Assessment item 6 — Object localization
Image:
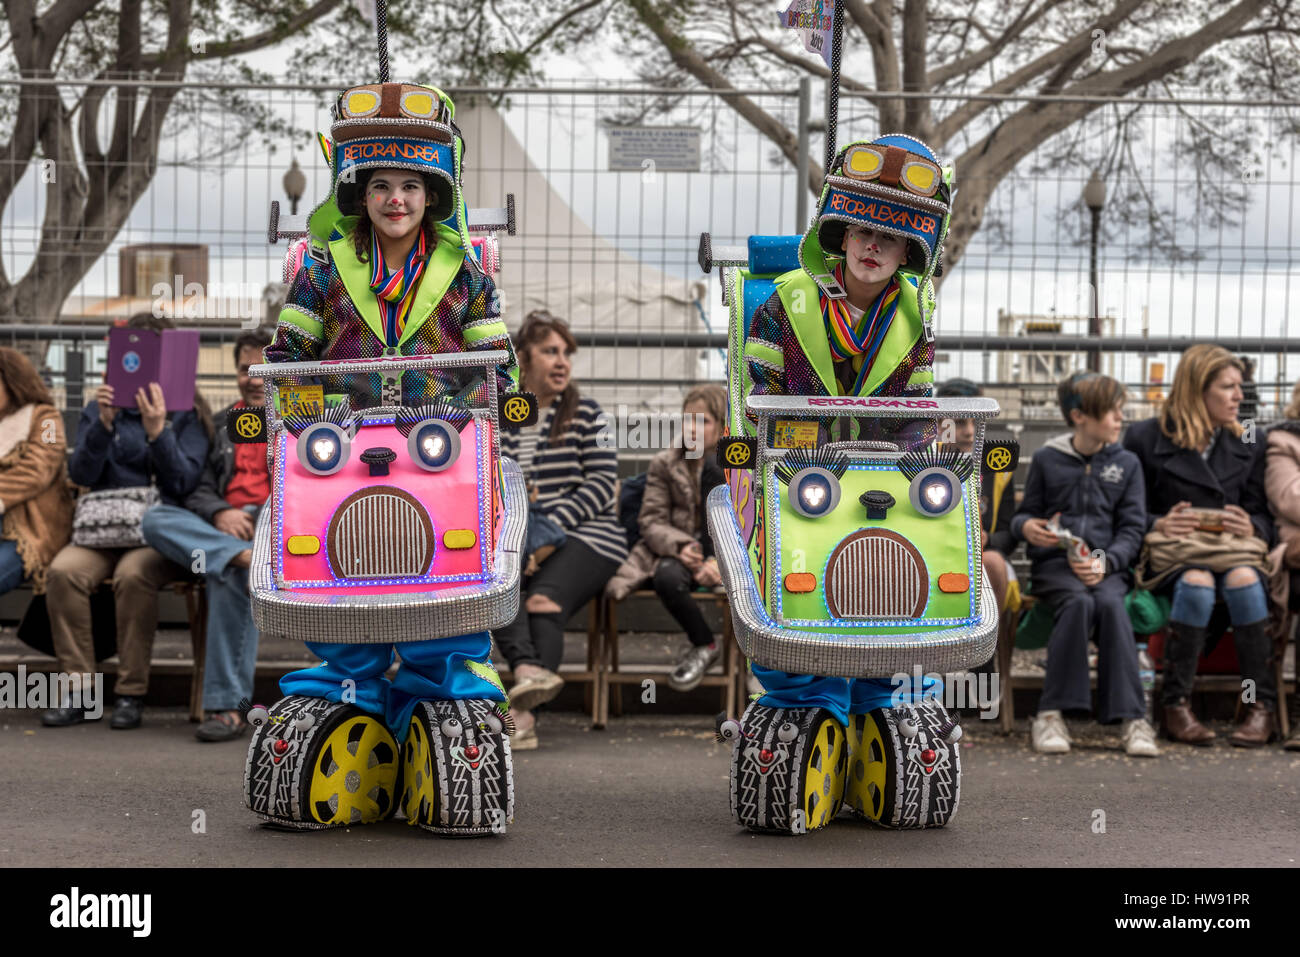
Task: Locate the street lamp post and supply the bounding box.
[1084,169,1106,373]
[283,157,307,216]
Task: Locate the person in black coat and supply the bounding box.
[1122,344,1276,748]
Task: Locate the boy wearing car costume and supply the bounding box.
[735,134,958,828]
[249,81,520,836]
[745,134,951,721]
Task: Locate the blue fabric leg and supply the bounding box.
[387,632,504,742]
[1169,580,1216,628]
[854,673,943,713]
[751,664,851,726]
[279,642,393,718]
[0,540,25,595]
[1221,578,1268,626]
[201,564,259,711]
[141,504,249,577]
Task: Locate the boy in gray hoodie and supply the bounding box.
[1012,372,1157,756]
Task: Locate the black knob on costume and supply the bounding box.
[360,447,397,476]
[860,489,895,520]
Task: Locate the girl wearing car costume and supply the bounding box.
[264,82,518,748]
[743,134,954,726]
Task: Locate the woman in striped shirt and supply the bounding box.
[497,312,628,748]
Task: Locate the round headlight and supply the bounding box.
[407,419,462,472]
[909,467,962,517]
[788,467,841,518]
[295,422,350,476]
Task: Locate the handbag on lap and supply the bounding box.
[70,485,160,549]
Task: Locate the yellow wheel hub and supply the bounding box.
[402,715,437,826]
[800,717,847,830]
[307,715,398,825]
[846,712,889,821]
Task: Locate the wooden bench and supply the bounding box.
[495,598,603,726]
[4,577,209,722]
[1000,593,1294,737]
[598,589,744,728]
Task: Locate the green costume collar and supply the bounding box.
[775,268,924,397]
[329,216,469,347]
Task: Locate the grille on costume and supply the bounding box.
[824,529,927,619]
[327,487,435,579]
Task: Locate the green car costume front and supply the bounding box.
[742,133,955,727]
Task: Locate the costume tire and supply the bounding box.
[245,695,401,830]
[845,699,960,829]
[729,702,848,834]
[402,699,514,837]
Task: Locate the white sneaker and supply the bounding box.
[1031,710,1071,753]
[1122,718,1161,757]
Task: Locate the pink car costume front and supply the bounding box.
[241,79,529,836]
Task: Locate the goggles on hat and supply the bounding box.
[337,84,453,124]
[841,143,943,198]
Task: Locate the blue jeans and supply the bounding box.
[0,540,25,595]
[1169,567,1269,627]
[141,504,259,712]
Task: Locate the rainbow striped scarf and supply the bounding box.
[821,263,900,395]
[368,227,428,345]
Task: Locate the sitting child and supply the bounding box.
[605,384,728,692]
[1011,371,1158,757]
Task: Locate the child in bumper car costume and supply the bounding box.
[716,134,976,832]
[245,80,522,836]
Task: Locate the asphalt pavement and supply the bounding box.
[3,707,1297,868]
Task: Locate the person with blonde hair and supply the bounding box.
[605,383,728,691]
[1123,344,1276,747]
[1263,379,1300,750]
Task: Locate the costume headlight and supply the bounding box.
[407,419,462,472]
[296,423,350,476]
[788,468,841,519]
[909,467,962,517]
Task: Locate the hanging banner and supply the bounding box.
[778,0,835,66]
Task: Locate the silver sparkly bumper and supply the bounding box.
[250,459,526,643]
[706,484,998,677]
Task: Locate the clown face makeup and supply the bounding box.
[364,168,433,244]
[841,224,908,289]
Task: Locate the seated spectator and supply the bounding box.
[0,348,73,597]
[1262,380,1300,751]
[605,384,727,692]
[43,314,211,730]
[1124,344,1277,748]
[936,378,1016,617]
[141,331,271,742]
[496,311,627,749]
[1012,372,1157,756]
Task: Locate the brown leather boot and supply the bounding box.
[1228,704,1275,748]
[1162,700,1216,746]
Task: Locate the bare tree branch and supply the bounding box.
[929,0,1064,88]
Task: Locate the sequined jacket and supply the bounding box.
[745,268,934,402]
[266,220,518,407]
